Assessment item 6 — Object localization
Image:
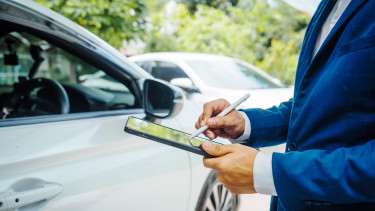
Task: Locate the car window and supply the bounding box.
[0,31,135,119]
[185,59,281,89]
[148,61,189,82]
[134,61,150,73]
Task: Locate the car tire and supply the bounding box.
[195,170,239,211]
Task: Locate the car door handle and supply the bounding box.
[0,183,63,210]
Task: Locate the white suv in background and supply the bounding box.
[130,52,294,110]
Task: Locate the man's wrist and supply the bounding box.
[253,152,277,196]
[230,111,251,143]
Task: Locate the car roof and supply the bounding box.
[130,52,284,87]
[131,52,235,61]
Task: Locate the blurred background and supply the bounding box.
[35,0,320,86]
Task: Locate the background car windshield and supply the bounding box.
[185,59,281,89]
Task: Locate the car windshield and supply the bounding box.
[185,59,281,89]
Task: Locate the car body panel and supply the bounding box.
[0,115,191,210]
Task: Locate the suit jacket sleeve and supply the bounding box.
[240,98,293,148]
[272,140,375,204]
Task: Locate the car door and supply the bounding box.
[0,4,191,210]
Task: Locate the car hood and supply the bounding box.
[188,87,294,110]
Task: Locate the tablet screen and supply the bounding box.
[126,117,220,148]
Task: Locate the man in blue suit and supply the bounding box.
[195,0,375,210]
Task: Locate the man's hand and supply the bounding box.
[195,98,245,140]
[202,142,258,194]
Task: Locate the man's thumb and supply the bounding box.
[202,142,232,156]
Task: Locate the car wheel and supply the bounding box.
[196,170,239,211]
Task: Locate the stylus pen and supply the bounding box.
[188,93,250,141]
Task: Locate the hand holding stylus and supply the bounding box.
[191,93,250,140]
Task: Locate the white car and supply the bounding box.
[0,1,238,210]
[130,53,294,110]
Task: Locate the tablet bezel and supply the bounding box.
[124,116,220,158]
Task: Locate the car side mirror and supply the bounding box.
[143,79,184,119]
[170,78,199,93]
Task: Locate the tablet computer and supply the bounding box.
[124,116,221,158]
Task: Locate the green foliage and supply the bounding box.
[36,0,310,85]
[144,0,310,85]
[142,0,170,15]
[255,40,298,85]
[177,0,239,13]
[35,0,146,49]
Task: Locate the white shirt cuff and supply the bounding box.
[253,152,277,196]
[230,111,251,144]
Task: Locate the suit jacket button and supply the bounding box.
[288,142,297,151]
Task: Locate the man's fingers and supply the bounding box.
[201,99,230,126]
[195,98,231,130]
[201,103,214,127]
[205,111,245,139]
[202,157,213,170]
[202,144,258,195]
[206,115,232,129]
[195,116,216,139]
[203,156,223,169]
[195,120,200,130]
[194,99,233,139]
[203,129,216,140]
[202,142,234,156]
[195,114,207,130]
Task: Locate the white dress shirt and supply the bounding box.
[233,0,352,196]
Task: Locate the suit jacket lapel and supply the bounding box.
[309,0,368,66]
[294,0,337,92]
[295,0,368,97]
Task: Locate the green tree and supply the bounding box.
[36,0,146,49]
[256,40,299,85]
[143,0,170,15]
[144,0,310,85]
[36,0,310,85]
[177,0,239,13]
[144,4,256,61]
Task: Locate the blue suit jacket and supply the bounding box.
[242,0,375,210]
